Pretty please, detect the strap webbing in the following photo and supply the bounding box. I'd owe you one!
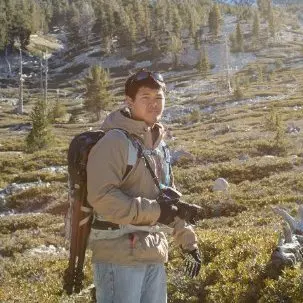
[140,148,163,191]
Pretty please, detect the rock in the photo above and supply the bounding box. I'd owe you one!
[25,244,68,258]
[272,205,303,234]
[10,122,32,132]
[171,149,195,164]
[271,222,303,268]
[0,189,7,212]
[0,181,51,201]
[40,166,67,174]
[286,123,300,134]
[264,155,276,159]
[238,154,249,161]
[214,125,231,135]
[213,178,229,192]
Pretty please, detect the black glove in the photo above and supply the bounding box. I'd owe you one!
[156,196,178,225]
[182,248,202,278]
[176,200,201,224]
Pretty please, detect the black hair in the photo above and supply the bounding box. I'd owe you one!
[125,71,166,99]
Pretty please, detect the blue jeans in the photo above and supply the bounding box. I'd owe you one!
[93,262,167,303]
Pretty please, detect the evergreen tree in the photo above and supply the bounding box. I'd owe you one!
[66,1,95,48]
[29,1,44,34]
[154,0,167,34]
[236,22,244,52]
[83,65,112,121]
[128,15,137,55]
[257,0,272,18]
[66,3,81,48]
[165,0,173,33]
[51,0,69,27]
[197,47,210,77]
[172,6,182,37]
[268,10,275,38]
[37,0,53,33]
[26,99,53,152]
[188,7,199,40]
[0,1,8,51]
[208,4,221,37]
[229,32,237,52]
[151,37,161,57]
[194,31,201,50]
[252,12,260,40]
[142,0,151,39]
[169,33,183,68]
[9,0,32,49]
[115,7,128,49]
[78,1,95,47]
[49,99,67,122]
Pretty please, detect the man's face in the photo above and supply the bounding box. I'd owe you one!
[126,86,165,126]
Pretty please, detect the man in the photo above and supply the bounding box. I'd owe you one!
[87,70,201,303]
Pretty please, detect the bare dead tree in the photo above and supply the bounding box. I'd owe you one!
[4,47,12,77]
[16,39,24,114]
[44,52,48,105]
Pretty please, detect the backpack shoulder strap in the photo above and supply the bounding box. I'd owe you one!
[106,128,139,180]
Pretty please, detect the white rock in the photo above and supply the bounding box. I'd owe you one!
[213,178,229,192]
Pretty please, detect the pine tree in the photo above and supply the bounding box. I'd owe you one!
[169,33,183,68]
[142,0,151,39]
[188,7,199,40]
[151,37,161,57]
[208,4,221,37]
[49,99,67,122]
[66,4,81,48]
[197,47,210,77]
[236,22,244,52]
[257,0,272,18]
[9,0,32,49]
[128,15,137,55]
[252,12,260,40]
[154,0,167,34]
[83,65,112,121]
[50,0,69,27]
[78,1,95,47]
[194,31,200,50]
[172,7,182,37]
[26,99,53,152]
[229,32,237,52]
[0,1,8,51]
[268,10,275,38]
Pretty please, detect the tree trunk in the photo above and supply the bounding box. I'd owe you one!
[4,47,12,77]
[96,110,101,121]
[44,53,48,105]
[18,46,24,114]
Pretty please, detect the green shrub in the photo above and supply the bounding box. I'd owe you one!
[49,99,67,122]
[26,99,54,152]
[190,110,201,123]
[234,86,244,100]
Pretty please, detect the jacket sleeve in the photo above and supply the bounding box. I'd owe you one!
[87,130,160,226]
[172,217,198,251]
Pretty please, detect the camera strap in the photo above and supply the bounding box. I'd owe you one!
[135,141,164,192]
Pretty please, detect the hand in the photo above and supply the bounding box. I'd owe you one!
[156,196,178,225]
[176,200,201,224]
[182,248,202,278]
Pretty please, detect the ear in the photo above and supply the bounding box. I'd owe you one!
[125,96,134,108]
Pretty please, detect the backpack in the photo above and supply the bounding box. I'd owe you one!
[63,129,138,295]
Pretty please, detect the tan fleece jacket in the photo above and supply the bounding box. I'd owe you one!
[87,108,197,265]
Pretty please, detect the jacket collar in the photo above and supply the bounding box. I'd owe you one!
[101,108,165,148]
